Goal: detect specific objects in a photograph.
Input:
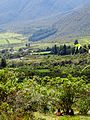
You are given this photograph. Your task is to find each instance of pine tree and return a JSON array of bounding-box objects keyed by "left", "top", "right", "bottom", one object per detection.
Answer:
[
  {"left": 63, "top": 44, "right": 67, "bottom": 55},
  {"left": 51, "top": 44, "right": 58, "bottom": 54},
  {"left": 60, "top": 44, "right": 66, "bottom": 55}
]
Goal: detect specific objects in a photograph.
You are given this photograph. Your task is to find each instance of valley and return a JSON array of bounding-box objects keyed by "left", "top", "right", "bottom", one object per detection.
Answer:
[
  {"left": 0, "top": 0, "right": 90, "bottom": 120},
  {"left": 0, "top": 41, "right": 90, "bottom": 119},
  {"left": 0, "top": 32, "right": 90, "bottom": 120}
]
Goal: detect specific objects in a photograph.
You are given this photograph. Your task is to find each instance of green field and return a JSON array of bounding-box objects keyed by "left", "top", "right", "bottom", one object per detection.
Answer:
[
  {"left": 34, "top": 113, "right": 90, "bottom": 120},
  {"left": 0, "top": 32, "right": 27, "bottom": 45}
]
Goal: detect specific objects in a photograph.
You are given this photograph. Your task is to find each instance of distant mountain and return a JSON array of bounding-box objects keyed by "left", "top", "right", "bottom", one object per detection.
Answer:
[
  {"left": 0, "top": 0, "right": 90, "bottom": 41},
  {"left": 0, "top": 0, "right": 87, "bottom": 23},
  {"left": 54, "top": 3, "right": 90, "bottom": 40}
]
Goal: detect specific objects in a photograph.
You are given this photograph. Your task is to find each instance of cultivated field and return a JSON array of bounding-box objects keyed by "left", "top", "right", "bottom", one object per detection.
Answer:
[{"left": 0, "top": 32, "right": 27, "bottom": 44}]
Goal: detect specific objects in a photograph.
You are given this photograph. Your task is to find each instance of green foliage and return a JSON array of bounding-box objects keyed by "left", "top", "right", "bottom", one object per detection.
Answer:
[
  {"left": 51, "top": 44, "right": 58, "bottom": 54},
  {"left": 51, "top": 42, "right": 89, "bottom": 55},
  {"left": 0, "top": 68, "right": 90, "bottom": 119},
  {"left": 78, "top": 97, "right": 90, "bottom": 115},
  {"left": 0, "top": 32, "right": 26, "bottom": 45},
  {"left": 0, "top": 51, "right": 90, "bottom": 119}
]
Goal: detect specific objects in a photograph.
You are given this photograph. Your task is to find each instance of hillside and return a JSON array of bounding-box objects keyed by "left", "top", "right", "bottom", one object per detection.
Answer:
[
  {"left": 0, "top": 0, "right": 87, "bottom": 23},
  {"left": 27, "top": 4, "right": 90, "bottom": 41},
  {"left": 28, "top": 3, "right": 90, "bottom": 42},
  {"left": 54, "top": 4, "right": 90, "bottom": 40},
  {"left": 0, "top": 0, "right": 90, "bottom": 41}
]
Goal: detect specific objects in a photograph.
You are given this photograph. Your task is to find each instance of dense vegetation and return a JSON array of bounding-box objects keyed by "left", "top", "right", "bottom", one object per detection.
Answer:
[
  {"left": 0, "top": 40, "right": 90, "bottom": 120},
  {"left": 29, "top": 28, "right": 57, "bottom": 41},
  {"left": 0, "top": 0, "right": 90, "bottom": 119}
]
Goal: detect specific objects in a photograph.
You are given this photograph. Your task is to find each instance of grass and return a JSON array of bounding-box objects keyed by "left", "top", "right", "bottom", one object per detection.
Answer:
[
  {"left": 0, "top": 32, "right": 27, "bottom": 49},
  {"left": 34, "top": 113, "right": 90, "bottom": 120},
  {"left": 0, "top": 32, "right": 89, "bottom": 51},
  {"left": 36, "top": 69, "right": 50, "bottom": 73},
  {"left": 30, "top": 36, "right": 90, "bottom": 51},
  {"left": 33, "top": 51, "right": 51, "bottom": 55},
  {"left": 30, "top": 42, "right": 61, "bottom": 49}
]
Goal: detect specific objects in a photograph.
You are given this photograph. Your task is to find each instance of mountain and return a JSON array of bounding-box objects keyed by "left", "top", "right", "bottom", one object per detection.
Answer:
[
  {"left": 0, "top": 0, "right": 90, "bottom": 41},
  {"left": 0, "top": 0, "right": 87, "bottom": 23},
  {"left": 54, "top": 3, "right": 90, "bottom": 41}
]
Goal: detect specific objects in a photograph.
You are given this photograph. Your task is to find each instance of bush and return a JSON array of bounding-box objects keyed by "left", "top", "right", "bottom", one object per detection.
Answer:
[{"left": 78, "top": 97, "right": 90, "bottom": 115}]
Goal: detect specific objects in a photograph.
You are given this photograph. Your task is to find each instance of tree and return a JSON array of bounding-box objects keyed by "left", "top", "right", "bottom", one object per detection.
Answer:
[
  {"left": 72, "top": 47, "right": 75, "bottom": 55},
  {"left": 88, "top": 44, "right": 90, "bottom": 49},
  {"left": 52, "top": 75, "right": 90, "bottom": 115},
  {"left": 66, "top": 46, "right": 72, "bottom": 55},
  {"left": 58, "top": 45, "right": 63, "bottom": 55},
  {"left": 60, "top": 44, "right": 67, "bottom": 55},
  {"left": 75, "top": 47, "right": 79, "bottom": 54},
  {"left": 1, "top": 57, "right": 7, "bottom": 68},
  {"left": 83, "top": 45, "right": 88, "bottom": 53},
  {"left": 79, "top": 46, "right": 84, "bottom": 54},
  {"left": 62, "top": 44, "right": 67, "bottom": 55},
  {"left": 51, "top": 45, "right": 58, "bottom": 54},
  {"left": 74, "top": 40, "right": 78, "bottom": 45}
]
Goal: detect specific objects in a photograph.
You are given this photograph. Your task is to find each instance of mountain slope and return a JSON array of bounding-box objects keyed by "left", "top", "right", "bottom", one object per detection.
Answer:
[
  {"left": 0, "top": 0, "right": 87, "bottom": 23},
  {"left": 54, "top": 3, "right": 90, "bottom": 40},
  {"left": 28, "top": 2, "right": 90, "bottom": 41},
  {"left": 0, "top": 0, "right": 88, "bottom": 26},
  {"left": 0, "top": 0, "right": 90, "bottom": 41}
]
